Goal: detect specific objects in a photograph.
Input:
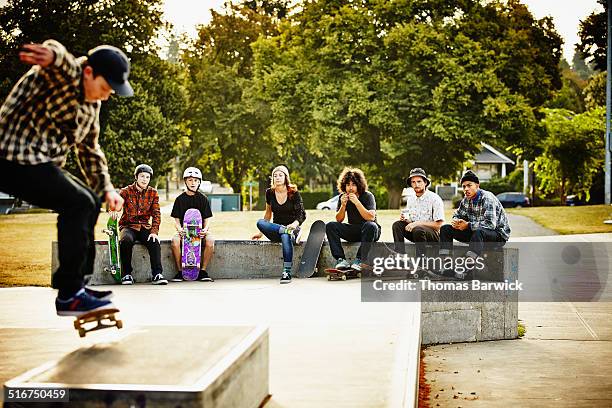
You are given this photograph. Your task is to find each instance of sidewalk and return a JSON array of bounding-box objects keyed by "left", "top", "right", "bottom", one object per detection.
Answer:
[{"left": 423, "top": 233, "right": 612, "bottom": 407}]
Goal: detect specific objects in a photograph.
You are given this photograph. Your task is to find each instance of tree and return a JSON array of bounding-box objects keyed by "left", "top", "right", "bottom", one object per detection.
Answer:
[
  {"left": 252, "top": 0, "right": 561, "bottom": 207},
  {"left": 534, "top": 108, "right": 606, "bottom": 202},
  {"left": 182, "top": 2, "right": 280, "bottom": 193},
  {"left": 572, "top": 48, "right": 595, "bottom": 81},
  {"left": 584, "top": 71, "right": 606, "bottom": 110},
  {"left": 577, "top": 0, "right": 607, "bottom": 72}
]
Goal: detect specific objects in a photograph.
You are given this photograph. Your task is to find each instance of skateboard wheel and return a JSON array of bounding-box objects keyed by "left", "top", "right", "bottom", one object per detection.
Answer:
[
  {"left": 341, "top": 275, "right": 347, "bottom": 281},
  {"left": 357, "top": 273, "right": 362, "bottom": 278},
  {"left": 78, "top": 328, "right": 86, "bottom": 338},
  {"left": 116, "top": 320, "right": 123, "bottom": 329},
  {"left": 73, "top": 321, "right": 79, "bottom": 329},
  {"left": 326, "top": 275, "right": 331, "bottom": 281}
]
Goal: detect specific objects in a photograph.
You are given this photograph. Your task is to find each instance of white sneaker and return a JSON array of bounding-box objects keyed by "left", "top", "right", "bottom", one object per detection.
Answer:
[{"left": 335, "top": 258, "right": 351, "bottom": 269}]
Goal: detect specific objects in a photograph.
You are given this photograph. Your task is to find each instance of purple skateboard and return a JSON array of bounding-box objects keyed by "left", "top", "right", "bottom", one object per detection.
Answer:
[{"left": 182, "top": 208, "right": 202, "bottom": 281}]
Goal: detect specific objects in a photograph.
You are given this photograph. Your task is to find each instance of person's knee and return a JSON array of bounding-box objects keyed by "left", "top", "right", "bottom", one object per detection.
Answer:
[
  {"left": 392, "top": 220, "right": 405, "bottom": 232},
  {"left": 362, "top": 221, "right": 377, "bottom": 233},
  {"left": 205, "top": 236, "right": 215, "bottom": 248},
  {"left": 171, "top": 234, "right": 181, "bottom": 249},
  {"left": 412, "top": 226, "right": 427, "bottom": 240},
  {"left": 256, "top": 219, "right": 267, "bottom": 230},
  {"left": 472, "top": 228, "right": 488, "bottom": 241}
]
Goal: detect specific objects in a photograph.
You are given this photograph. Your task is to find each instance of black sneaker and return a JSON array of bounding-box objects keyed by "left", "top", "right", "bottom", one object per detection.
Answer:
[
  {"left": 152, "top": 273, "right": 168, "bottom": 285},
  {"left": 170, "top": 272, "right": 184, "bottom": 282},
  {"left": 280, "top": 271, "right": 292, "bottom": 284},
  {"left": 198, "top": 270, "right": 214, "bottom": 282},
  {"left": 121, "top": 274, "right": 134, "bottom": 285},
  {"left": 84, "top": 287, "right": 114, "bottom": 301}
]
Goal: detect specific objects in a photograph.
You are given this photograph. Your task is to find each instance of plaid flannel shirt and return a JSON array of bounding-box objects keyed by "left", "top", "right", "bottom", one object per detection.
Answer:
[
  {"left": 118, "top": 183, "right": 161, "bottom": 235},
  {"left": 453, "top": 189, "right": 511, "bottom": 241},
  {"left": 0, "top": 39, "right": 113, "bottom": 196}
]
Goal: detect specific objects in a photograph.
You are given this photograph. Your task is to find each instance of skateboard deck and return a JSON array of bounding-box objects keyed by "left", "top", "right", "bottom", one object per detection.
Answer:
[
  {"left": 325, "top": 268, "right": 361, "bottom": 281},
  {"left": 102, "top": 217, "right": 122, "bottom": 284},
  {"left": 297, "top": 220, "right": 326, "bottom": 278},
  {"left": 182, "top": 208, "right": 202, "bottom": 281},
  {"left": 73, "top": 308, "right": 122, "bottom": 338}
]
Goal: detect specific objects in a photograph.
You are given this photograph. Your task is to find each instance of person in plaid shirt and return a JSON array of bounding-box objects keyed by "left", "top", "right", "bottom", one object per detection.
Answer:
[
  {"left": 0, "top": 40, "right": 133, "bottom": 315},
  {"left": 109, "top": 164, "right": 166, "bottom": 285},
  {"left": 433, "top": 170, "right": 511, "bottom": 280}
]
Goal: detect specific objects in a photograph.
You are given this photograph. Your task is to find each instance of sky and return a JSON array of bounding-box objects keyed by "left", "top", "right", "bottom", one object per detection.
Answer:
[{"left": 162, "top": 0, "right": 605, "bottom": 62}]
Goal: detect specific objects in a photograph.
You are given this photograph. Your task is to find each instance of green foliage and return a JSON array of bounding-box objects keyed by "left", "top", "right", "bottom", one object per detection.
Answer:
[
  {"left": 252, "top": 0, "right": 562, "bottom": 207},
  {"left": 534, "top": 107, "right": 606, "bottom": 202},
  {"left": 576, "top": 0, "right": 607, "bottom": 72},
  {"left": 584, "top": 72, "right": 606, "bottom": 110},
  {"left": 480, "top": 175, "right": 521, "bottom": 195},
  {"left": 301, "top": 192, "right": 332, "bottom": 209},
  {"left": 545, "top": 66, "right": 586, "bottom": 113},
  {"left": 451, "top": 194, "right": 464, "bottom": 209}
]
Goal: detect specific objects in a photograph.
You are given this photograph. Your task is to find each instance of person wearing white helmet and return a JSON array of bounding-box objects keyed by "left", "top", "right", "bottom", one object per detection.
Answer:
[
  {"left": 170, "top": 167, "right": 215, "bottom": 282},
  {"left": 109, "top": 164, "right": 167, "bottom": 285}
]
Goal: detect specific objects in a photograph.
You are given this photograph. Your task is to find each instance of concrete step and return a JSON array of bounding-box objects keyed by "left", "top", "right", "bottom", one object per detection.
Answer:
[{"left": 4, "top": 325, "right": 269, "bottom": 407}]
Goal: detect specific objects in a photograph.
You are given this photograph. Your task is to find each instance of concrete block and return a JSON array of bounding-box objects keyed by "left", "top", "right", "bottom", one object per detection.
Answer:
[
  {"left": 481, "top": 302, "right": 506, "bottom": 341},
  {"left": 4, "top": 326, "right": 269, "bottom": 408},
  {"left": 421, "top": 309, "right": 481, "bottom": 345}
]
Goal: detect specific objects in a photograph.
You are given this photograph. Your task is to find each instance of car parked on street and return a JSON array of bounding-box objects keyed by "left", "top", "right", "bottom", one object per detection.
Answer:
[
  {"left": 496, "top": 192, "right": 530, "bottom": 208},
  {"left": 316, "top": 195, "right": 339, "bottom": 210}
]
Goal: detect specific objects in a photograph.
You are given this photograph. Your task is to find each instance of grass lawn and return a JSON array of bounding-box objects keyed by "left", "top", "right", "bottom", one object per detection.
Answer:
[
  {"left": 1, "top": 208, "right": 456, "bottom": 287},
  {"left": 507, "top": 205, "right": 612, "bottom": 235}
]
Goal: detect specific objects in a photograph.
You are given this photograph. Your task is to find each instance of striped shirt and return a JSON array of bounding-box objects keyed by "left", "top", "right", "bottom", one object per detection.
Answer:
[
  {"left": 118, "top": 183, "right": 161, "bottom": 235},
  {"left": 453, "top": 189, "right": 511, "bottom": 241},
  {"left": 0, "top": 39, "right": 113, "bottom": 195}
]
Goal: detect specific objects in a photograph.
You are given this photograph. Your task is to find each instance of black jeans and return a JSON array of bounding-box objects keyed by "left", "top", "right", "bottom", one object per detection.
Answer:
[
  {"left": 119, "top": 227, "right": 163, "bottom": 276},
  {"left": 325, "top": 221, "right": 381, "bottom": 262},
  {"left": 0, "top": 160, "right": 101, "bottom": 297},
  {"left": 392, "top": 221, "right": 440, "bottom": 257},
  {"left": 439, "top": 224, "right": 506, "bottom": 255}
]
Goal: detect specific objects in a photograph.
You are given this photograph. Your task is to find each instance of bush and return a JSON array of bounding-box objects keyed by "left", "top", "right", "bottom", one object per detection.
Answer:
[
  {"left": 301, "top": 192, "right": 332, "bottom": 209},
  {"left": 370, "top": 186, "right": 389, "bottom": 210},
  {"left": 451, "top": 193, "right": 464, "bottom": 208},
  {"left": 480, "top": 175, "right": 519, "bottom": 195}
]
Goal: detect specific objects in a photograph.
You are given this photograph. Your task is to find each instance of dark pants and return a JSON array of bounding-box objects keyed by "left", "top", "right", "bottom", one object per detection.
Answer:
[
  {"left": 119, "top": 227, "right": 163, "bottom": 276},
  {"left": 0, "top": 160, "right": 101, "bottom": 297},
  {"left": 325, "top": 221, "right": 381, "bottom": 262},
  {"left": 439, "top": 224, "right": 506, "bottom": 255},
  {"left": 392, "top": 221, "right": 439, "bottom": 257},
  {"left": 256, "top": 219, "right": 293, "bottom": 266}
]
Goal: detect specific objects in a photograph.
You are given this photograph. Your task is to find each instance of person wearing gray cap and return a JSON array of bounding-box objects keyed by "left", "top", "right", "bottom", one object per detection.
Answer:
[
  {"left": 392, "top": 168, "right": 444, "bottom": 262},
  {"left": 0, "top": 39, "right": 133, "bottom": 316}
]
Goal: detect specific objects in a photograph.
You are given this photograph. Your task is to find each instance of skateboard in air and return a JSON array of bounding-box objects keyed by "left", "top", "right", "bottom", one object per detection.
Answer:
[
  {"left": 102, "top": 217, "right": 122, "bottom": 284},
  {"left": 296, "top": 220, "right": 326, "bottom": 278},
  {"left": 73, "top": 308, "right": 122, "bottom": 338},
  {"left": 182, "top": 208, "right": 202, "bottom": 281}
]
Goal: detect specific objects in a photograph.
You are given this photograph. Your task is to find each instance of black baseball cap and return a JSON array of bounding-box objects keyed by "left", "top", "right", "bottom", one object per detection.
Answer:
[{"left": 87, "top": 45, "right": 134, "bottom": 97}]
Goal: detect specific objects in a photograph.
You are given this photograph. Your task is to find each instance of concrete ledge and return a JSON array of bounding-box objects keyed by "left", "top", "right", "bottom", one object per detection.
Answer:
[
  {"left": 4, "top": 325, "right": 269, "bottom": 407},
  {"left": 420, "top": 246, "right": 519, "bottom": 344}
]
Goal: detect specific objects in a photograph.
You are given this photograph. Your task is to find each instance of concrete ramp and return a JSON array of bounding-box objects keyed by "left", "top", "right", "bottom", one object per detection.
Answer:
[{"left": 4, "top": 325, "right": 269, "bottom": 407}]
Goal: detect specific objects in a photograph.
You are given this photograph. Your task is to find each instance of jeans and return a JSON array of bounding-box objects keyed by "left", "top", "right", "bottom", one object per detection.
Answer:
[
  {"left": 256, "top": 219, "right": 293, "bottom": 267},
  {"left": 325, "top": 221, "right": 381, "bottom": 262},
  {"left": 0, "top": 160, "right": 101, "bottom": 297},
  {"left": 392, "top": 221, "right": 440, "bottom": 257},
  {"left": 439, "top": 225, "right": 506, "bottom": 255},
  {"left": 119, "top": 227, "right": 163, "bottom": 276}
]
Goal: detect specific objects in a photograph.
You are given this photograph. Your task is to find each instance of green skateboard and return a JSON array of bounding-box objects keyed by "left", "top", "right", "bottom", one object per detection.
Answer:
[{"left": 102, "top": 217, "right": 122, "bottom": 283}]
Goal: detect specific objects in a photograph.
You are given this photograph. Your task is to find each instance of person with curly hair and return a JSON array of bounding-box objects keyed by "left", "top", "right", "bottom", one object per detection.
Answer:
[{"left": 325, "top": 167, "right": 381, "bottom": 272}]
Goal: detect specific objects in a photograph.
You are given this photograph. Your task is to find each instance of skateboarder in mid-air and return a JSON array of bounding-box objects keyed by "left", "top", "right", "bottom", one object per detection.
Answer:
[
  {"left": 0, "top": 40, "right": 133, "bottom": 315},
  {"left": 170, "top": 167, "right": 216, "bottom": 282},
  {"left": 109, "top": 164, "right": 167, "bottom": 285},
  {"left": 251, "top": 165, "right": 306, "bottom": 284}
]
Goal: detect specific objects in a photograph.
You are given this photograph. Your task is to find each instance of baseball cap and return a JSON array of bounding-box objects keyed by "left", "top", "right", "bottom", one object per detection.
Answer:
[{"left": 87, "top": 45, "right": 134, "bottom": 97}]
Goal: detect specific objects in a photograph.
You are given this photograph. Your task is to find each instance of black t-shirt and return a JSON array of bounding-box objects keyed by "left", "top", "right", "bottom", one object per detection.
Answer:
[
  {"left": 265, "top": 188, "right": 306, "bottom": 226},
  {"left": 336, "top": 191, "right": 377, "bottom": 225},
  {"left": 171, "top": 191, "right": 213, "bottom": 225}
]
